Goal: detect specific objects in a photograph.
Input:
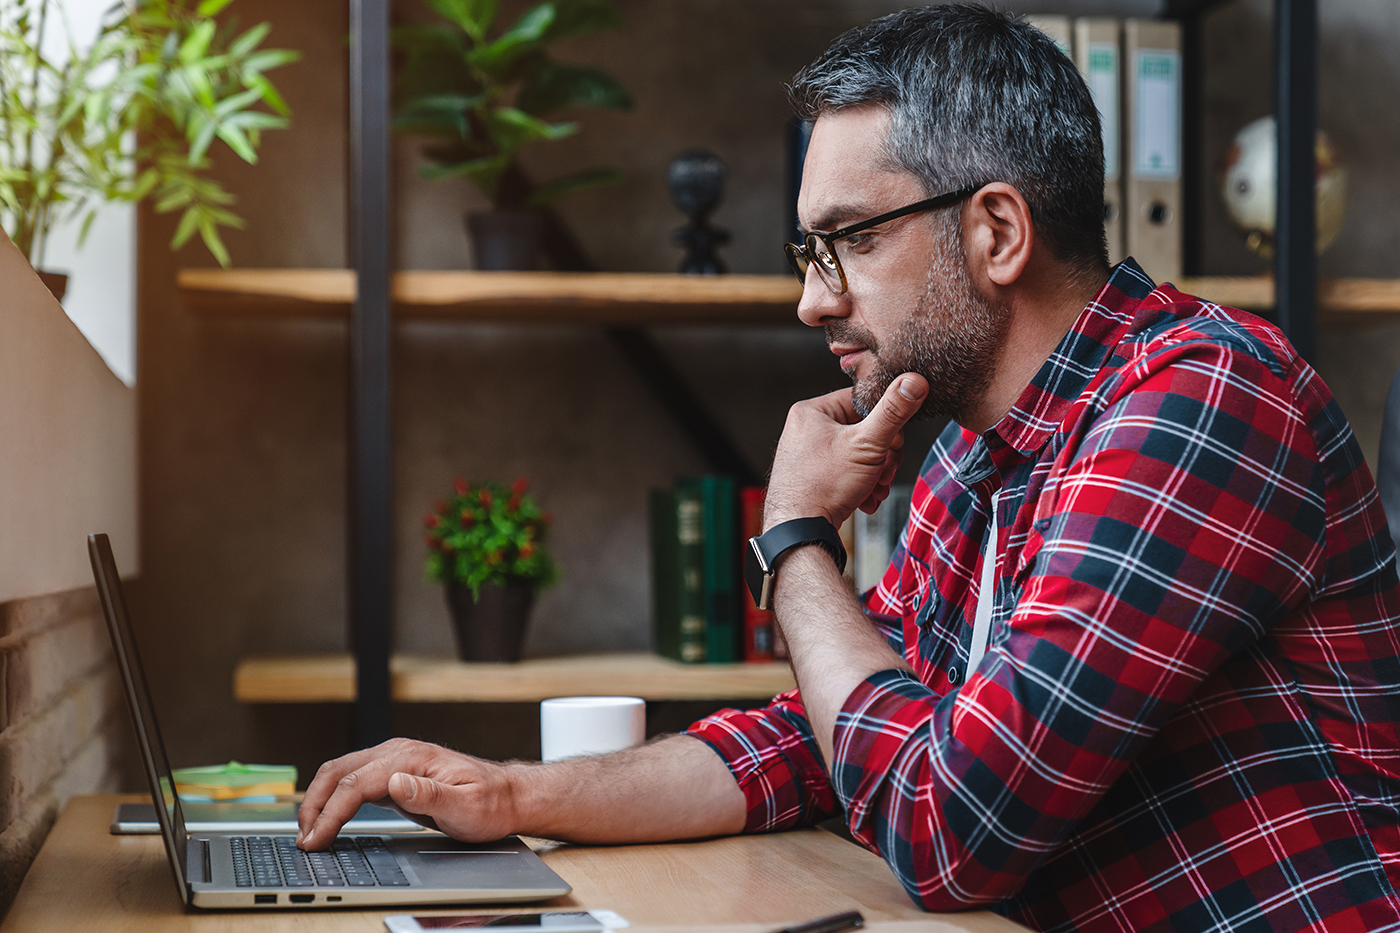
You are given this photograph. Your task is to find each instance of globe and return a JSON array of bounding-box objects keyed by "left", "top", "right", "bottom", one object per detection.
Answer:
[{"left": 1219, "top": 116, "right": 1348, "bottom": 258}]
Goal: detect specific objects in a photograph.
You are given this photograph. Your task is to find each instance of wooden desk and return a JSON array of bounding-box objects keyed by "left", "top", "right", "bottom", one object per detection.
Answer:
[{"left": 2, "top": 795, "right": 1024, "bottom": 932}]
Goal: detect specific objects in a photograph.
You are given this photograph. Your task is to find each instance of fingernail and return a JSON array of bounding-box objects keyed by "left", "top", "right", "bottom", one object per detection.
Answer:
[
  {"left": 302, "top": 828, "right": 314, "bottom": 845},
  {"left": 898, "top": 377, "right": 921, "bottom": 400},
  {"left": 400, "top": 775, "right": 417, "bottom": 800}
]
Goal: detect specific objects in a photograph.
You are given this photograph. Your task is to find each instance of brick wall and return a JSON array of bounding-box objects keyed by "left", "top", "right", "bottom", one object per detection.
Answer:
[{"left": 0, "top": 585, "right": 126, "bottom": 916}]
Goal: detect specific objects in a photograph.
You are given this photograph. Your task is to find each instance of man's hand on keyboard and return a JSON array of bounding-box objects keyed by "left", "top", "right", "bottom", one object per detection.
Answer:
[{"left": 297, "top": 738, "right": 517, "bottom": 851}]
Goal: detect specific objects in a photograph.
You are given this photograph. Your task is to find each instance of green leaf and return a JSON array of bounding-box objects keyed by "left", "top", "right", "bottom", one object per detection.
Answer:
[
  {"left": 179, "top": 20, "right": 217, "bottom": 64},
  {"left": 196, "top": 0, "right": 237, "bottom": 16},
  {"left": 525, "top": 167, "right": 624, "bottom": 207},
  {"left": 188, "top": 116, "right": 219, "bottom": 164},
  {"left": 240, "top": 48, "right": 299, "bottom": 76},
  {"left": 198, "top": 216, "right": 232, "bottom": 267},
  {"left": 542, "top": 0, "right": 623, "bottom": 43},
  {"left": 76, "top": 209, "right": 99, "bottom": 248},
  {"left": 469, "top": 4, "right": 555, "bottom": 73},
  {"left": 216, "top": 123, "right": 258, "bottom": 163},
  {"left": 229, "top": 22, "right": 270, "bottom": 58},
  {"left": 515, "top": 64, "right": 631, "bottom": 115},
  {"left": 419, "top": 152, "right": 508, "bottom": 183},
  {"left": 171, "top": 205, "right": 202, "bottom": 247},
  {"left": 213, "top": 84, "right": 266, "bottom": 119},
  {"left": 423, "top": 0, "right": 482, "bottom": 38},
  {"left": 486, "top": 106, "right": 575, "bottom": 151}
]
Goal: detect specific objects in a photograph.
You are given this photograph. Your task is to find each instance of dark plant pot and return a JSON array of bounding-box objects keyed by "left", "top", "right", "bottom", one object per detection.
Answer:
[
  {"left": 466, "top": 210, "right": 544, "bottom": 271},
  {"left": 445, "top": 579, "right": 536, "bottom": 662},
  {"left": 37, "top": 270, "right": 67, "bottom": 302}
]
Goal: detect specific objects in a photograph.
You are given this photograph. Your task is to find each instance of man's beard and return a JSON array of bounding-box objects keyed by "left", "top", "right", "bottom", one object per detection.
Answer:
[{"left": 829, "top": 230, "right": 1011, "bottom": 426}]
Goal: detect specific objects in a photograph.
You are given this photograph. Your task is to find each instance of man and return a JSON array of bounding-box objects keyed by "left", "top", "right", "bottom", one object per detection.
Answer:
[{"left": 299, "top": 7, "right": 1400, "bottom": 931}]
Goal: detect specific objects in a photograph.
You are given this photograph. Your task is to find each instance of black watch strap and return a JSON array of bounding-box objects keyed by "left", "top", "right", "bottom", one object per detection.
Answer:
[{"left": 743, "top": 517, "right": 847, "bottom": 611}]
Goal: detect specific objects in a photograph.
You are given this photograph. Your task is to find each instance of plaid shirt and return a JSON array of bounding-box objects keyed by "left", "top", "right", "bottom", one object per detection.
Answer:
[{"left": 688, "top": 260, "right": 1400, "bottom": 932}]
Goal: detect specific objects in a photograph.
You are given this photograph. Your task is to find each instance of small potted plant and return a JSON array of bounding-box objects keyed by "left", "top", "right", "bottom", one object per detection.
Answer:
[
  {"left": 393, "top": 0, "right": 632, "bottom": 269},
  {"left": 424, "top": 476, "right": 558, "bottom": 662}
]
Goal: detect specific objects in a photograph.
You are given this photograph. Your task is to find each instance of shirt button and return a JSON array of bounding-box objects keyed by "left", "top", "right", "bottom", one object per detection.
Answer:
[{"left": 948, "top": 666, "right": 962, "bottom": 685}]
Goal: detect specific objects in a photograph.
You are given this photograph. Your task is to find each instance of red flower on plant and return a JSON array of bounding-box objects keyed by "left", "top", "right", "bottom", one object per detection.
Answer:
[
  {"left": 511, "top": 476, "right": 530, "bottom": 495},
  {"left": 453, "top": 477, "right": 468, "bottom": 495},
  {"left": 479, "top": 489, "right": 492, "bottom": 507},
  {"left": 423, "top": 513, "right": 440, "bottom": 528},
  {"left": 520, "top": 543, "right": 535, "bottom": 559},
  {"left": 460, "top": 510, "right": 475, "bottom": 526},
  {"left": 507, "top": 494, "right": 522, "bottom": 511}
]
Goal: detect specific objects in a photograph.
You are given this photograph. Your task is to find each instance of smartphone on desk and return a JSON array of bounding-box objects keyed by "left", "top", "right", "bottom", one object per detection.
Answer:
[{"left": 385, "top": 911, "right": 621, "bottom": 932}]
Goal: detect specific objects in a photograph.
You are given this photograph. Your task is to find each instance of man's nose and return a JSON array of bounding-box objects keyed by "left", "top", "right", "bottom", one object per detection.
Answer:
[{"left": 796, "top": 269, "right": 850, "bottom": 327}]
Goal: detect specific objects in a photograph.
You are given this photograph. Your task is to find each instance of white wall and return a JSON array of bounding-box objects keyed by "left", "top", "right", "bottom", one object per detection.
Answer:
[{"left": 36, "top": 0, "right": 136, "bottom": 387}]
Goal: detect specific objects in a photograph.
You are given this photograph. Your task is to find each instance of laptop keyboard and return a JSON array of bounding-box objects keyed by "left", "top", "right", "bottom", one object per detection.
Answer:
[{"left": 229, "top": 836, "right": 410, "bottom": 887}]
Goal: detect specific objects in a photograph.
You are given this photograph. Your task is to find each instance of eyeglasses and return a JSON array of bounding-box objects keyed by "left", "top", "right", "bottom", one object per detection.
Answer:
[{"left": 785, "top": 183, "right": 987, "bottom": 295}]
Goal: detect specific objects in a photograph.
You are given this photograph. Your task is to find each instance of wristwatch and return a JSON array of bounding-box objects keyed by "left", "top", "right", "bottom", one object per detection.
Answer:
[{"left": 743, "top": 517, "right": 847, "bottom": 611}]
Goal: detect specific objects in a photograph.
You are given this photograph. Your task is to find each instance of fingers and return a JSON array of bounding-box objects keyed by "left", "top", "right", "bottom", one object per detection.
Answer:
[
  {"left": 388, "top": 772, "right": 450, "bottom": 832},
  {"left": 297, "top": 739, "right": 443, "bottom": 850},
  {"left": 860, "top": 374, "right": 927, "bottom": 448}
]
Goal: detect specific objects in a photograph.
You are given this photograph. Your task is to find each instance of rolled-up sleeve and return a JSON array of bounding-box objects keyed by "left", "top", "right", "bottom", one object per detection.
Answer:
[{"left": 685, "top": 688, "right": 840, "bottom": 832}]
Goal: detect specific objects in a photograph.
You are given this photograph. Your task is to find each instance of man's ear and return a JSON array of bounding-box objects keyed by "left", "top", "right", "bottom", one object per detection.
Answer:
[{"left": 962, "top": 183, "right": 1034, "bottom": 288}]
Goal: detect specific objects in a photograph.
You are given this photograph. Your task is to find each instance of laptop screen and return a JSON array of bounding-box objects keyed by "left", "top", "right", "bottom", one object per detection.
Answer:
[{"left": 89, "top": 533, "right": 192, "bottom": 905}]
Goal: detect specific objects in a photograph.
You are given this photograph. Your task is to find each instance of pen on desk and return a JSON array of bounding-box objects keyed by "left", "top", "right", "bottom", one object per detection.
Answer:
[{"left": 773, "top": 909, "right": 865, "bottom": 933}]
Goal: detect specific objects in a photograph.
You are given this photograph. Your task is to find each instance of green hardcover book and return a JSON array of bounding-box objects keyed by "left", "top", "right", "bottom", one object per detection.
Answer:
[
  {"left": 697, "top": 476, "right": 738, "bottom": 663},
  {"left": 649, "top": 488, "right": 682, "bottom": 662},
  {"left": 674, "top": 482, "right": 708, "bottom": 663}
]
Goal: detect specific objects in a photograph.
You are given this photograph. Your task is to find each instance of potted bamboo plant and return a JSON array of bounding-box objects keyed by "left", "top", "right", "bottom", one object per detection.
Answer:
[
  {"left": 0, "top": 0, "right": 298, "bottom": 285},
  {"left": 393, "top": 0, "right": 631, "bottom": 270},
  {"left": 424, "top": 476, "right": 558, "bottom": 662}
]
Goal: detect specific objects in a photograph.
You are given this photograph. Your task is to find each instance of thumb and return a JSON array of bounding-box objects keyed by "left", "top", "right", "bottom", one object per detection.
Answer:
[
  {"left": 388, "top": 771, "right": 447, "bottom": 815},
  {"left": 862, "top": 373, "right": 927, "bottom": 445}
]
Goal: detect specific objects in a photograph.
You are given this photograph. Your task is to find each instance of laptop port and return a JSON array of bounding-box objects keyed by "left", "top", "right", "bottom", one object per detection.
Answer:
[
  {"left": 290, "top": 894, "right": 314, "bottom": 904},
  {"left": 327, "top": 896, "right": 343, "bottom": 902},
  {"left": 254, "top": 894, "right": 277, "bottom": 905}
]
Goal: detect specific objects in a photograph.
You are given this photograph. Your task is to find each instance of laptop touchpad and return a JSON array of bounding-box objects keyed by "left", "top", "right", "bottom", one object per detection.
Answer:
[{"left": 408, "top": 850, "right": 535, "bottom": 887}]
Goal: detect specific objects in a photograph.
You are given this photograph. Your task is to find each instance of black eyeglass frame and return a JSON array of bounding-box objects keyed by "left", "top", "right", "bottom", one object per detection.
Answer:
[{"left": 785, "top": 183, "right": 989, "bottom": 295}]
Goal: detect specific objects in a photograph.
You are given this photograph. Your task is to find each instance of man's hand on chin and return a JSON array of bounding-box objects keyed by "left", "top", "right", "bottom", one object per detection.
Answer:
[
  {"left": 765, "top": 373, "right": 929, "bottom": 529},
  {"left": 296, "top": 738, "right": 517, "bottom": 850}
]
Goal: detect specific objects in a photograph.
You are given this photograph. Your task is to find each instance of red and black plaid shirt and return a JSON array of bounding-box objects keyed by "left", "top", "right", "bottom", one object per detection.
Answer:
[{"left": 688, "top": 260, "right": 1400, "bottom": 932}]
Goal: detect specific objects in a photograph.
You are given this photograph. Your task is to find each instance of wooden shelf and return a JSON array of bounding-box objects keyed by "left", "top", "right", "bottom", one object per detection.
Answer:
[
  {"left": 1176, "top": 276, "right": 1400, "bottom": 316},
  {"left": 179, "top": 269, "right": 803, "bottom": 324},
  {"left": 180, "top": 269, "right": 1400, "bottom": 322},
  {"left": 233, "top": 652, "right": 797, "bottom": 703}
]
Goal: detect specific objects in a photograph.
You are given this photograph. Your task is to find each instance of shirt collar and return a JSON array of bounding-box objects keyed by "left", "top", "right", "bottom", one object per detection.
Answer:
[{"left": 954, "top": 259, "right": 1158, "bottom": 487}]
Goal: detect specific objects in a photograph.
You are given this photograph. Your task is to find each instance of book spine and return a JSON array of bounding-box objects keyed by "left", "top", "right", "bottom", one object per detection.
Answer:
[
  {"left": 701, "top": 476, "right": 737, "bottom": 664},
  {"left": 739, "top": 486, "right": 775, "bottom": 662},
  {"left": 674, "top": 483, "right": 707, "bottom": 663},
  {"left": 649, "top": 488, "right": 682, "bottom": 662}
]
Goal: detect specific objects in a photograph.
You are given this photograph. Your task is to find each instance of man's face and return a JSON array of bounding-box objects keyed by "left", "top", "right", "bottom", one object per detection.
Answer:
[{"left": 796, "top": 107, "right": 1009, "bottom": 425}]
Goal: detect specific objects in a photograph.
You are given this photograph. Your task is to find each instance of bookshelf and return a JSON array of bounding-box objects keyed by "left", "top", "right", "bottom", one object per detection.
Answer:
[
  {"left": 298, "top": 0, "right": 1325, "bottom": 742},
  {"left": 234, "top": 653, "right": 796, "bottom": 704}
]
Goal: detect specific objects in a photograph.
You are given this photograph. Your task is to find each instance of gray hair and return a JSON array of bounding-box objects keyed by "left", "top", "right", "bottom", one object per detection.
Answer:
[{"left": 789, "top": 4, "right": 1109, "bottom": 277}]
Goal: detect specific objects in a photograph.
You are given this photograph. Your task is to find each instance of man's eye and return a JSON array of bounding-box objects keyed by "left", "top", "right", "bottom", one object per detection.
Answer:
[{"left": 844, "top": 233, "right": 875, "bottom": 250}]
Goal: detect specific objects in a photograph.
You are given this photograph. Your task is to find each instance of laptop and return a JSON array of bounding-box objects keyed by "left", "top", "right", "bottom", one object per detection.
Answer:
[
  {"left": 89, "top": 533, "right": 573, "bottom": 909},
  {"left": 110, "top": 799, "right": 424, "bottom": 835}
]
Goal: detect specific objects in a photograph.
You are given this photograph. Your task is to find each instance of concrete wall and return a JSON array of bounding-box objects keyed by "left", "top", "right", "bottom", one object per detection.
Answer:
[
  {"left": 0, "top": 236, "right": 137, "bottom": 915},
  {"left": 128, "top": 0, "right": 1400, "bottom": 781}
]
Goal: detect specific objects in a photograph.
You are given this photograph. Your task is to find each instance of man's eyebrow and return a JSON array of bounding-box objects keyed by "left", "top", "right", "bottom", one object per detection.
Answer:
[{"left": 799, "top": 202, "right": 870, "bottom": 236}]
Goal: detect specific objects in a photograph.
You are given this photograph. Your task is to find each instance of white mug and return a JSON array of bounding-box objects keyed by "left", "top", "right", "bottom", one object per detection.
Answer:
[{"left": 540, "top": 696, "right": 646, "bottom": 762}]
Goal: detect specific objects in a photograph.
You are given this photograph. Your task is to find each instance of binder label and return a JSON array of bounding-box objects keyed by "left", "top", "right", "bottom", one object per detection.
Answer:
[
  {"left": 1133, "top": 50, "right": 1181, "bottom": 179},
  {"left": 1087, "top": 43, "right": 1120, "bottom": 180}
]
